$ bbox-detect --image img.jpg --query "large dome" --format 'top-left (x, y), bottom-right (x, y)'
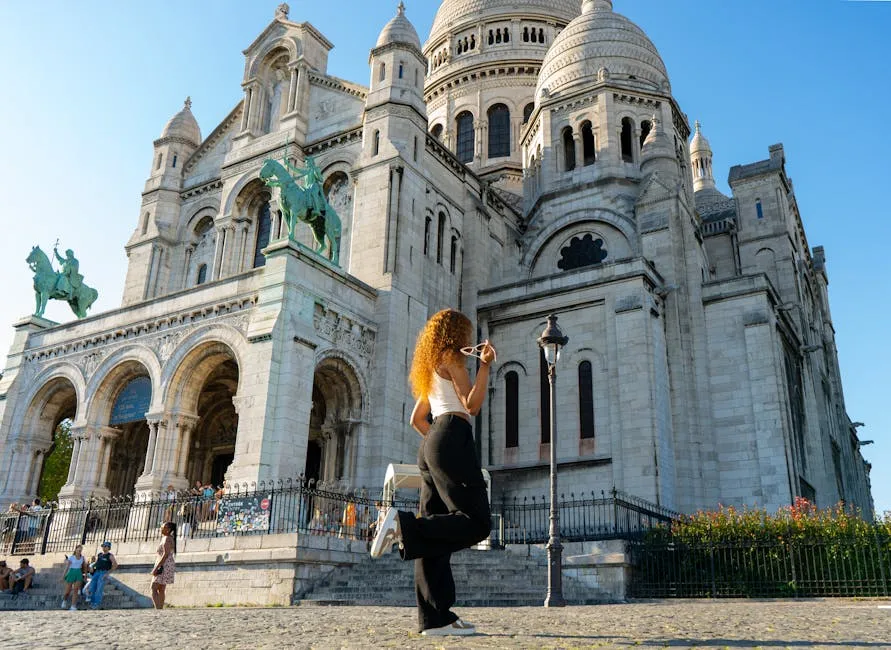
top-left (536, 0), bottom-right (669, 101)
top-left (428, 0), bottom-right (582, 45)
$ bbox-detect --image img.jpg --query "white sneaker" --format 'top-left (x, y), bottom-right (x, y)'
top-left (69, 605), bottom-right (77, 611)
top-left (422, 619), bottom-right (476, 636)
top-left (369, 508), bottom-right (400, 558)
top-left (60, 600), bottom-right (67, 609)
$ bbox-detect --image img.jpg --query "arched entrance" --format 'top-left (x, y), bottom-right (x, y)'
top-left (15, 376), bottom-right (78, 500)
top-left (94, 361), bottom-right (153, 497)
top-left (165, 340), bottom-right (240, 490)
top-left (309, 357), bottom-right (363, 486)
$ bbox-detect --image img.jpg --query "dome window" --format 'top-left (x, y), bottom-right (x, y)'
top-left (372, 130), bottom-right (380, 156)
top-left (431, 123), bottom-right (443, 140)
top-left (523, 103), bottom-right (535, 125)
top-left (621, 117), bottom-right (634, 163)
top-left (539, 29), bottom-right (546, 44)
top-left (398, 62), bottom-right (404, 79)
top-left (196, 264), bottom-right (208, 286)
top-left (379, 62), bottom-right (386, 82)
top-left (562, 127), bottom-right (576, 172)
top-left (581, 121), bottom-right (596, 166)
top-left (558, 234), bottom-right (608, 271)
top-left (455, 111), bottom-right (474, 163)
top-left (523, 27), bottom-right (530, 42)
top-left (756, 199), bottom-right (764, 219)
top-left (171, 153), bottom-right (178, 168)
top-left (487, 104), bottom-right (510, 159)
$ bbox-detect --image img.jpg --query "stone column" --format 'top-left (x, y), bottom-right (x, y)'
top-left (212, 226), bottom-right (226, 280)
top-left (573, 133), bottom-right (583, 168)
top-left (287, 67), bottom-right (299, 113)
top-left (173, 415), bottom-right (199, 480)
top-left (134, 413), bottom-right (174, 495)
top-left (93, 427), bottom-right (121, 496)
top-left (182, 245), bottom-right (195, 289)
top-left (143, 418), bottom-right (160, 475)
top-left (240, 85), bottom-right (254, 133)
top-left (219, 224), bottom-right (235, 277)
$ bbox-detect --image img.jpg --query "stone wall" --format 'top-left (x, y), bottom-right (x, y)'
top-left (108, 533), bottom-right (366, 607)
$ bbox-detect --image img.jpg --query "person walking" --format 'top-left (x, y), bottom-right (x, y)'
top-left (370, 309), bottom-right (495, 637)
top-left (60, 544), bottom-right (87, 610)
top-left (89, 541), bottom-right (117, 610)
top-left (151, 521), bottom-right (176, 609)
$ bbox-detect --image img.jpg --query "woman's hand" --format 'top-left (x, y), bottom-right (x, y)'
top-left (479, 340), bottom-right (496, 365)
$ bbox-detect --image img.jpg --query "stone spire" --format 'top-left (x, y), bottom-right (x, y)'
top-left (690, 120), bottom-right (716, 192)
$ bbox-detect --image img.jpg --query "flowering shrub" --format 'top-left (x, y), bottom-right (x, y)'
top-left (645, 498), bottom-right (890, 545)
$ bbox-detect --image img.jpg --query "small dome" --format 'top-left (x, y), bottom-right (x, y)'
top-left (161, 97), bottom-right (201, 145)
top-left (536, 0), bottom-right (669, 101)
top-left (376, 2), bottom-right (421, 50)
top-left (690, 120), bottom-right (712, 156)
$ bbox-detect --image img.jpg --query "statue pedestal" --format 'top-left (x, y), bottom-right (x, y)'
top-left (0, 315), bottom-right (59, 394)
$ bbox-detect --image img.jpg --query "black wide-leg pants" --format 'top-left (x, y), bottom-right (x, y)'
top-left (396, 414), bottom-right (491, 632)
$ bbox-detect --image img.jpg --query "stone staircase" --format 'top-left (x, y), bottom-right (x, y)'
top-left (297, 547), bottom-right (611, 607)
top-left (0, 562), bottom-right (151, 611)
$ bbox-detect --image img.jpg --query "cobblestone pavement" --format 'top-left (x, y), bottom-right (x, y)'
top-left (1, 600), bottom-right (888, 649)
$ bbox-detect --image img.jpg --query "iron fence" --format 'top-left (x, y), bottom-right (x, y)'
top-left (629, 530), bottom-right (891, 598)
top-left (1, 483), bottom-right (677, 557)
top-left (493, 488), bottom-right (679, 546)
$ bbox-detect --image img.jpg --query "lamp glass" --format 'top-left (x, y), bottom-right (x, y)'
top-left (544, 343), bottom-right (560, 365)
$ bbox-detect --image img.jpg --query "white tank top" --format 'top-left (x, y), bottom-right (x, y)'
top-left (67, 555), bottom-right (85, 569)
top-left (428, 371), bottom-right (470, 418)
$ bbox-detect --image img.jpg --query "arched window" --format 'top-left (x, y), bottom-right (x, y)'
top-left (495, 29), bottom-right (502, 44)
top-left (562, 127), bottom-right (576, 171)
top-left (373, 130), bottom-right (380, 156)
top-left (431, 123), bottom-right (443, 140)
top-left (578, 361), bottom-right (595, 439)
top-left (639, 120), bottom-right (652, 149)
top-left (487, 103), bottom-right (510, 158)
top-left (141, 212), bottom-right (150, 236)
top-left (503, 28), bottom-right (510, 43)
top-left (505, 371), bottom-right (519, 448)
top-left (379, 62), bottom-right (386, 82)
top-left (457, 40), bottom-right (463, 55)
top-left (581, 121), bottom-right (596, 166)
top-left (756, 198), bottom-right (764, 219)
top-left (253, 201), bottom-right (272, 268)
top-left (621, 117), bottom-right (634, 162)
top-left (523, 27), bottom-right (529, 42)
top-left (488, 30), bottom-right (494, 45)
top-left (196, 264), bottom-right (208, 285)
top-left (436, 213), bottom-right (446, 263)
top-left (539, 28), bottom-right (545, 44)
top-left (470, 34), bottom-right (476, 49)
top-left (539, 349), bottom-right (550, 444)
top-left (455, 111), bottom-right (474, 163)
top-left (523, 103), bottom-right (535, 125)
top-left (398, 62), bottom-right (404, 79)
top-left (424, 216), bottom-right (431, 256)
top-left (450, 234), bottom-right (458, 273)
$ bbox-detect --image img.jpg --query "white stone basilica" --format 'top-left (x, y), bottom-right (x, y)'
top-left (0, 0), bottom-right (873, 515)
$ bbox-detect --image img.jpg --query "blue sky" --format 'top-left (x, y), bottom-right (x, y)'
top-left (0, 1), bottom-right (888, 515)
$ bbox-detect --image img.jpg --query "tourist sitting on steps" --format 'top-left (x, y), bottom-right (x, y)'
top-left (0, 560), bottom-right (12, 592)
top-left (9, 558), bottom-right (35, 597)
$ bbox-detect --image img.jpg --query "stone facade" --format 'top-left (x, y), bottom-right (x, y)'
top-left (0, 1), bottom-right (873, 517)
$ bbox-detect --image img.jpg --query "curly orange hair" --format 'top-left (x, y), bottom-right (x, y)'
top-left (409, 309), bottom-right (472, 399)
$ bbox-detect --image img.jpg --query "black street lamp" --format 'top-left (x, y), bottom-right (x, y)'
top-left (537, 314), bottom-right (568, 607)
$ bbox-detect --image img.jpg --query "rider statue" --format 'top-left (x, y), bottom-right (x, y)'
top-left (54, 247), bottom-right (85, 299)
top-left (284, 156), bottom-right (327, 217)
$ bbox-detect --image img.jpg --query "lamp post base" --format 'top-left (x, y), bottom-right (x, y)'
top-left (544, 540), bottom-right (566, 607)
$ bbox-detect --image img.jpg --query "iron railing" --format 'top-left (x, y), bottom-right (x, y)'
top-left (493, 488), bottom-right (679, 546)
top-left (629, 530), bottom-right (891, 598)
top-left (1, 483), bottom-right (677, 556)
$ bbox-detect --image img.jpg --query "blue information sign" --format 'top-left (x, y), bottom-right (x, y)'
top-left (109, 376), bottom-right (152, 425)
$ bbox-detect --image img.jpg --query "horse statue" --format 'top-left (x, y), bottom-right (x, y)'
top-left (26, 246), bottom-right (98, 319)
top-left (259, 156), bottom-right (342, 266)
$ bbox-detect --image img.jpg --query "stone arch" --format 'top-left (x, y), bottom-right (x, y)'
top-left (308, 349), bottom-right (368, 485)
top-left (84, 346), bottom-right (160, 423)
top-left (161, 325), bottom-right (248, 413)
top-left (228, 176), bottom-right (274, 269)
top-left (523, 210), bottom-right (637, 275)
top-left (248, 40), bottom-right (298, 79)
top-left (496, 360), bottom-right (528, 381)
top-left (11, 363), bottom-right (85, 438)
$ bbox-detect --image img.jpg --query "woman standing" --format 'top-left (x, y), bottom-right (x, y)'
top-left (60, 544), bottom-right (86, 611)
top-left (370, 309), bottom-right (495, 636)
top-left (150, 521), bottom-right (176, 609)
